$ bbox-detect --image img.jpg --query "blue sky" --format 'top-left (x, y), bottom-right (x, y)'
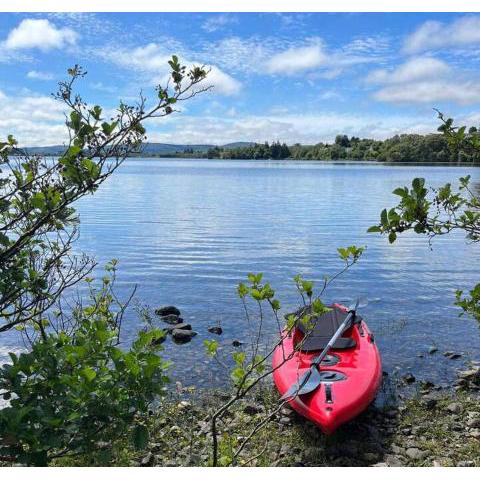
top-left (1, 12), bottom-right (480, 146)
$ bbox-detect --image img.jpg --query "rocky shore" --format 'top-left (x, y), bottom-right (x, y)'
top-left (53, 363), bottom-right (479, 467)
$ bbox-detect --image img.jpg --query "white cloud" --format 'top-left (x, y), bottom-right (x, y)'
top-left (266, 43), bottom-right (327, 74)
top-left (366, 57), bottom-right (450, 84)
top-left (373, 81), bottom-right (480, 106)
top-left (0, 90), bottom-right (67, 145)
top-left (27, 70), bottom-right (55, 81)
top-left (201, 14), bottom-right (237, 33)
top-left (367, 57), bottom-right (480, 105)
top-left (4, 19), bottom-right (78, 52)
top-left (101, 43), bottom-right (241, 96)
top-left (403, 16), bottom-right (480, 54)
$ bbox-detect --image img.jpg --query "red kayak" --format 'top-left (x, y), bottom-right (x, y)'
top-left (272, 303), bottom-right (382, 434)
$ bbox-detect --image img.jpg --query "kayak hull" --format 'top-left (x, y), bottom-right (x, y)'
top-left (272, 304), bottom-right (382, 434)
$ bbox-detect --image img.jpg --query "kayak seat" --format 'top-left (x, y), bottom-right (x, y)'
top-left (295, 305), bottom-right (359, 351)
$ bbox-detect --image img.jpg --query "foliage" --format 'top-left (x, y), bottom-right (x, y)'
top-left (207, 141), bottom-right (291, 160)
top-left (0, 60), bottom-right (209, 335)
top-left (0, 264), bottom-right (169, 466)
top-left (203, 245), bottom-right (364, 466)
top-left (369, 112), bottom-right (480, 323)
top-left (0, 58), bottom-right (209, 465)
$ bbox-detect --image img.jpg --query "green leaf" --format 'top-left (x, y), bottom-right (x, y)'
top-left (132, 424), bottom-right (149, 450)
top-left (388, 231), bottom-right (397, 244)
top-left (80, 367), bottom-right (97, 382)
top-left (367, 225), bottom-right (381, 233)
top-left (380, 208), bottom-right (388, 226)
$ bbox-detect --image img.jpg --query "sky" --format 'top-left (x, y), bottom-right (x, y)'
top-left (1, 12), bottom-right (480, 146)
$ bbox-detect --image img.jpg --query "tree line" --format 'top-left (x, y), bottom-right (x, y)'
top-left (199, 131), bottom-right (480, 163)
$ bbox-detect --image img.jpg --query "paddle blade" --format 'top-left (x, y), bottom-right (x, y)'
top-left (280, 368), bottom-right (322, 401)
top-left (348, 296), bottom-right (368, 312)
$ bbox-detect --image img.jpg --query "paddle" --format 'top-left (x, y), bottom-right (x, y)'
top-left (280, 297), bottom-right (367, 401)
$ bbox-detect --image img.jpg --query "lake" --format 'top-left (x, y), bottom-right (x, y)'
top-left (1, 159), bottom-right (479, 389)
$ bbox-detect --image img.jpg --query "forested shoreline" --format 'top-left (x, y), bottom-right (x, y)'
top-left (158, 132), bottom-right (480, 163)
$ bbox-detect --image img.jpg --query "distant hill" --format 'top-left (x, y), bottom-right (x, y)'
top-left (21, 142), bottom-right (256, 156)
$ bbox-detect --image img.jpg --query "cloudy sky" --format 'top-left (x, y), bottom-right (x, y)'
top-left (1, 12), bottom-right (480, 146)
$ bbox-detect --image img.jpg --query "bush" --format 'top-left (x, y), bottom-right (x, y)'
top-left (0, 263), bottom-right (169, 466)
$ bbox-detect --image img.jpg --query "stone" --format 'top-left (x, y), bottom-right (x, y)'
top-left (402, 373), bottom-right (416, 384)
top-left (207, 326), bottom-right (223, 335)
top-left (469, 428), bottom-right (480, 439)
top-left (155, 305), bottom-right (180, 317)
top-left (243, 404), bottom-right (263, 415)
top-left (444, 351), bottom-right (462, 359)
top-left (421, 394), bottom-right (438, 410)
top-left (446, 402), bottom-right (462, 414)
top-left (428, 346), bottom-right (438, 354)
top-left (372, 462), bottom-right (388, 467)
top-left (405, 447), bottom-right (428, 461)
top-left (456, 460), bottom-right (475, 467)
top-left (163, 323), bottom-right (192, 333)
top-left (160, 314), bottom-right (183, 325)
top-left (385, 455), bottom-right (404, 467)
top-left (391, 444), bottom-right (404, 455)
top-left (177, 400), bottom-right (191, 410)
top-left (140, 452), bottom-right (154, 467)
top-left (466, 417), bottom-right (480, 428)
top-left (432, 460), bottom-right (442, 467)
top-left (459, 367), bottom-right (480, 383)
top-left (279, 416), bottom-right (291, 425)
top-left (171, 329), bottom-right (197, 343)
top-left (232, 340), bottom-right (244, 347)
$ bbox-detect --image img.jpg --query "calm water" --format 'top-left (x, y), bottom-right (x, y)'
top-left (2, 159), bottom-right (479, 388)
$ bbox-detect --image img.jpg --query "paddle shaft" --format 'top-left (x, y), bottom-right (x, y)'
top-left (310, 310), bottom-right (355, 367)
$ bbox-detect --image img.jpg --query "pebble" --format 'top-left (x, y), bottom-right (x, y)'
top-left (421, 394), bottom-right (438, 410)
top-left (428, 346), bottom-right (438, 354)
top-left (140, 452), bottom-right (154, 467)
top-left (232, 340), bottom-right (244, 347)
top-left (207, 326), bottom-right (223, 335)
top-left (456, 460), bottom-right (475, 467)
top-left (163, 323), bottom-right (192, 333)
top-left (402, 373), bottom-right (416, 384)
top-left (466, 417), bottom-right (480, 428)
top-left (405, 447), bottom-right (428, 461)
top-left (444, 351), bottom-right (462, 360)
top-left (469, 428), bottom-right (480, 439)
top-left (446, 402), bottom-right (462, 414)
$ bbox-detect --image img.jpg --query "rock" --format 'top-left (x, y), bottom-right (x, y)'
top-left (140, 452), bottom-right (154, 467)
top-left (402, 373), bottom-right (416, 384)
top-left (177, 400), bottom-right (191, 410)
top-left (405, 447), bottom-right (428, 461)
top-left (444, 351), bottom-right (462, 359)
top-left (385, 455), bottom-right (404, 467)
top-left (432, 460), bottom-right (442, 467)
top-left (446, 402), bottom-right (462, 414)
top-left (428, 346), bottom-right (438, 354)
top-left (372, 462), bottom-right (388, 467)
top-left (279, 416), bottom-right (291, 425)
top-left (469, 428), bottom-right (480, 439)
top-left (232, 340), bottom-right (244, 347)
top-left (466, 417), bottom-right (480, 428)
top-left (208, 326), bottom-right (223, 335)
top-left (163, 323), bottom-right (192, 333)
top-left (171, 329), bottom-right (197, 343)
top-left (391, 444), bottom-right (404, 455)
top-left (456, 460), bottom-right (475, 467)
top-left (155, 305), bottom-right (180, 317)
top-left (160, 314), bottom-right (183, 325)
top-left (421, 394), bottom-right (438, 410)
top-left (459, 367), bottom-right (480, 384)
top-left (243, 404), bottom-right (263, 415)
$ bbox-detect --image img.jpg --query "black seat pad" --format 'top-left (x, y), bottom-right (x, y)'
top-left (295, 305), bottom-right (358, 351)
